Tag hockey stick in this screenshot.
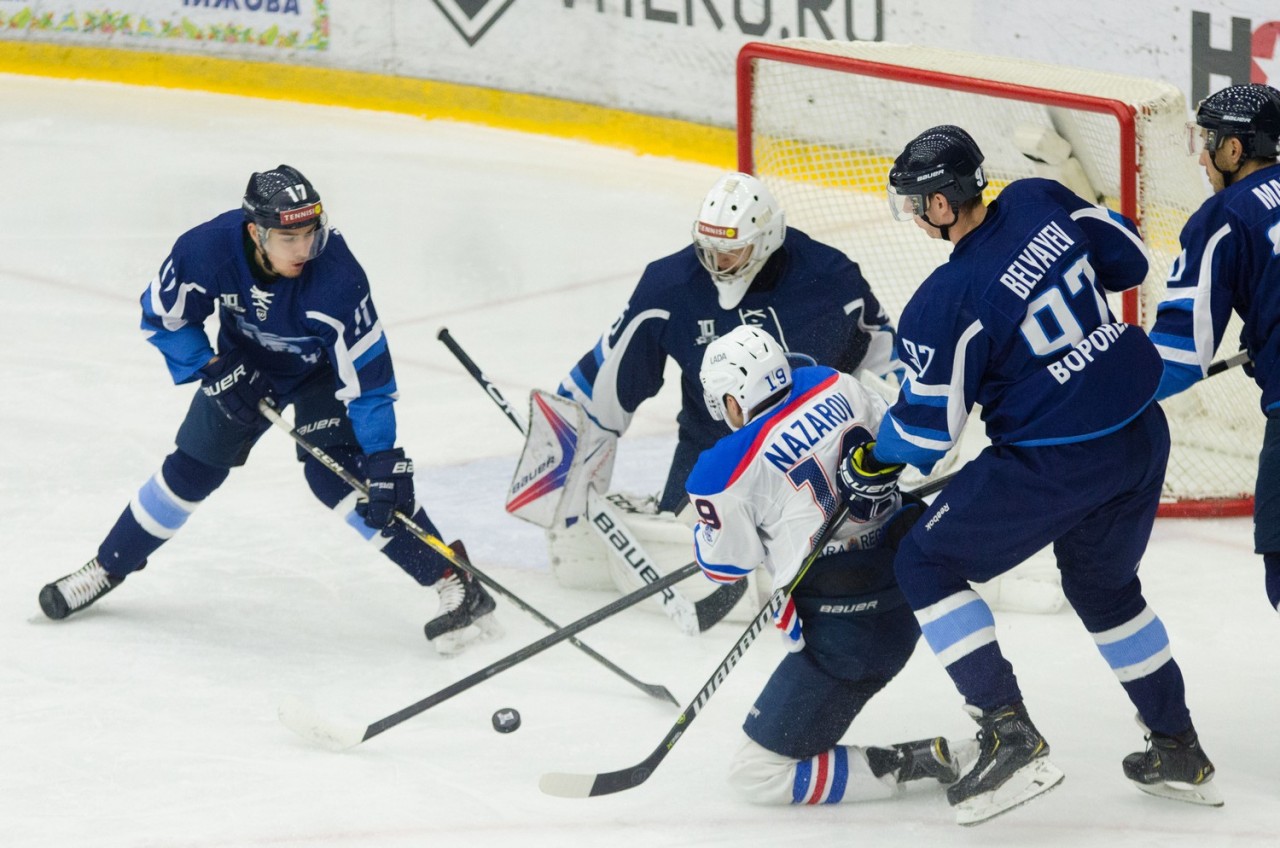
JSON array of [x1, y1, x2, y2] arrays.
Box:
[[1207, 350, 1250, 377], [258, 399, 677, 707], [539, 471, 956, 799], [436, 326, 527, 432], [279, 561, 704, 751], [438, 326, 746, 633]]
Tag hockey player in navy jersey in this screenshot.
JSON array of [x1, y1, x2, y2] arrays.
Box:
[[38, 165, 501, 655], [558, 172, 899, 513], [687, 325, 961, 805], [523, 173, 899, 606], [1150, 83, 1280, 622], [845, 127, 1219, 823]]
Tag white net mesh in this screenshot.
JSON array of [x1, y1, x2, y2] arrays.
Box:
[[742, 39, 1261, 514]]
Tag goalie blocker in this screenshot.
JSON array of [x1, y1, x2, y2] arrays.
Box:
[[506, 390, 761, 629]]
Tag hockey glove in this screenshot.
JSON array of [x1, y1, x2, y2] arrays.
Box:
[[199, 350, 276, 427], [838, 438, 904, 512], [357, 448, 415, 536]]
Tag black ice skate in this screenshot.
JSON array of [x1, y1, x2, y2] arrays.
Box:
[[1123, 723, 1223, 807], [39, 558, 130, 620], [423, 542, 503, 656], [867, 737, 962, 784], [947, 702, 1065, 826]]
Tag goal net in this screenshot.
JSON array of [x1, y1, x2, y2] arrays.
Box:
[[738, 38, 1261, 517]]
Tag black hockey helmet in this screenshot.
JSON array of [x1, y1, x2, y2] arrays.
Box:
[[1193, 84, 1280, 159], [242, 164, 330, 257], [887, 125, 987, 222]]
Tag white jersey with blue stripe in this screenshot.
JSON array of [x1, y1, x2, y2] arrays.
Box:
[[875, 178, 1162, 475], [685, 366, 895, 597], [1150, 162, 1280, 414], [138, 209, 400, 452]]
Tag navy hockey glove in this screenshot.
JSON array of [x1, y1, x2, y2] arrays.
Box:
[[357, 448, 415, 536], [838, 438, 904, 516], [199, 350, 275, 427]]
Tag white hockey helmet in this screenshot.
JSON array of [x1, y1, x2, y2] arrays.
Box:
[[691, 173, 786, 310], [700, 325, 792, 431]]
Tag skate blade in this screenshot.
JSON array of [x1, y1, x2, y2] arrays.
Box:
[[954, 758, 1065, 826], [430, 613, 505, 657], [1131, 778, 1224, 807]]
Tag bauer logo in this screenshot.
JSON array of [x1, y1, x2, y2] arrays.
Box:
[[1190, 11, 1280, 104], [432, 0, 517, 46]]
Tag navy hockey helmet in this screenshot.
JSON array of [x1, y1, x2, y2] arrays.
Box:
[[1192, 84, 1280, 160], [887, 125, 987, 223], [242, 164, 330, 257]]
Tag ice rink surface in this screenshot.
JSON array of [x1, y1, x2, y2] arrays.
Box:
[[2, 75, 1277, 847]]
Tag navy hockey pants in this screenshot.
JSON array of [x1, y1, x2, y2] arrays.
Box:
[[744, 548, 920, 760], [893, 403, 1194, 735]]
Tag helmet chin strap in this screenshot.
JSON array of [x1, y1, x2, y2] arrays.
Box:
[[1210, 150, 1245, 187], [922, 204, 960, 241]]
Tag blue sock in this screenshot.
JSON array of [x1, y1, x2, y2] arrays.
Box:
[[302, 451, 452, 586], [97, 450, 228, 576]]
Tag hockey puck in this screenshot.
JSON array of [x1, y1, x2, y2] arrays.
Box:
[[492, 708, 521, 733]]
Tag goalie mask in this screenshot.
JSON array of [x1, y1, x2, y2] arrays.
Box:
[[692, 173, 786, 310], [242, 164, 330, 260], [887, 125, 987, 230], [700, 325, 791, 431], [1190, 84, 1280, 162]]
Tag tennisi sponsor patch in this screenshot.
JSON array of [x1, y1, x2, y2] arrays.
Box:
[[697, 222, 738, 239], [280, 203, 322, 226]]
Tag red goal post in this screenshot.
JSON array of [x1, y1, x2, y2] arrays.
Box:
[[736, 39, 1259, 518]]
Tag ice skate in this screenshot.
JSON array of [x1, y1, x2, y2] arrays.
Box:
[[947, 702, 1064, 826], [1123, 723, 1223, 807], [39, 558, 129, 620], [867, 737, 961, 784], [424, 542, 502, 656]]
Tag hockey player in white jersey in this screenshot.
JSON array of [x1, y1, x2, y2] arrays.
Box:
[[686, 325, 961, 805]]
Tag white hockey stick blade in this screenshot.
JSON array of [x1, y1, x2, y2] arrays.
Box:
[[1130, 778, 1224, 807], [538, 771, 598, 799], [954, 758, 1065, 826], [277, 695, 366, 752]]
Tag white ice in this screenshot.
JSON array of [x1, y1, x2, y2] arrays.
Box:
[[1, 75, 1276, 848]]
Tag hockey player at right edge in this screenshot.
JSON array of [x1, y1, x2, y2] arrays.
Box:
[[855, 126, 1221, 824], [688, 326, 964, 806]]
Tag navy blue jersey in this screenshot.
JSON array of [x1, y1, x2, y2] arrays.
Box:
[[139, 210, 399, 452], [557, 227, 898, 455], [875, 178, 1161, 475], [1150, 162, 1280, 414]]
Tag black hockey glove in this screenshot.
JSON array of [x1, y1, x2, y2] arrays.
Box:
[[199, 350, 276, 427], [838, 438, 905, 520], [357, 448, 415, 536]]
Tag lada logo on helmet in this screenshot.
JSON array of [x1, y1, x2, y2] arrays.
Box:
[[709, 352, 727, 363], [697, 222, 736, 239], [280, 203, 322, 226]]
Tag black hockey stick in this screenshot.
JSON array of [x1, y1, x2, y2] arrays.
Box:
[[258, 399, 678, 707], [539, 471, 956, 798], [438, 326, 747, 632], [279, 560, 704, 751], [437, 326, 527, 432], [1207, 350, 1251, 377]]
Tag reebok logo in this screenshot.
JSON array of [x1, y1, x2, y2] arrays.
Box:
[[925, 502, 950, 530], [431, 0, 516, 46]]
